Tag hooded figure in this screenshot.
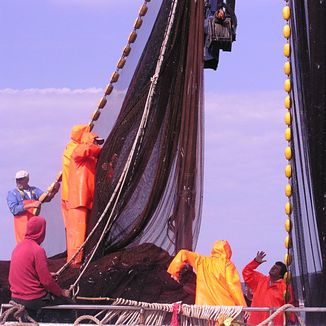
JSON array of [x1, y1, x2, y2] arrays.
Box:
[[9, 216, 69, 312], [61, 124, 90, 227], [66, 131, 102, 265], [167, 240, 246, 307]]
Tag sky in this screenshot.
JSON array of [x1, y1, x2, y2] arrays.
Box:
[[0, 0, 287, 277]]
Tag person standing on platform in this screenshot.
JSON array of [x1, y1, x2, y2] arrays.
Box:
[[61, 124, 90, 229], [66, 131, 103, 267], [7, 170, 57, 243]]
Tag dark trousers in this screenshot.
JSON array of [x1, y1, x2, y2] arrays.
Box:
[[12, 294, 74, 322]]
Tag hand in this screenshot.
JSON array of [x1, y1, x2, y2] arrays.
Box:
[[255, 251, 267, 264], [24, 201, 41, 209], [171, 274, 180, 283], [61, 289, 71, 298]]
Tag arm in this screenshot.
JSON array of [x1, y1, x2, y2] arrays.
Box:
[[242, 259, 264, 292], [72, 143, 101, 164], [167, 250, 199, 281], [34, 248, 63, 297], [226, 263, 247, 306], [7, 190, 25, 215]]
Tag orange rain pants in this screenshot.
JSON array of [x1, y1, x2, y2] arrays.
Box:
[[13, 200, 35, 243], [167, 240, 247, 307], [66, 207, 88, 265]]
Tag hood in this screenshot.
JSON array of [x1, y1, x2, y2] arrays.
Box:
[[210, 240, 232, 259], [70, 124, 90, 142], [25, 216, 46, 244], [81, 131, 97, 144]]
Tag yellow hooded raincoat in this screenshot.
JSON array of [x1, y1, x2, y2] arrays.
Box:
[[167, 240, 246, 307]]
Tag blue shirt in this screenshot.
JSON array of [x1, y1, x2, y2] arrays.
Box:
[[7, 187, 44, 216]]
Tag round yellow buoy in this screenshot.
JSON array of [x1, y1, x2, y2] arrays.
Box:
[[123, 44, 132, 57], [284, 79, 292, 92], [285, 201, 292, 215], [285, 127, 292, 141], [284, 111, 292, 126], [282, 6, 291, 20], [284, 95, 291, 109], [105, 84, 113, 96], [285, 218, 292, 232], [283, 24, 291, 38], [285, 235, 292, 249], [285, 183, 292, 197], [285, 164, 292, 178], [284, 252, 292, 266], [284, 43, 291, 57]]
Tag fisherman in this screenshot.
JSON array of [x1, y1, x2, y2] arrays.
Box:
[[61, 124, 90, 228], [242, 251, 297, 325], [167, 240, 247, 307], [66, 131, 103, 266], [7, 170, 58, 243], [9, 216, 71, 319]]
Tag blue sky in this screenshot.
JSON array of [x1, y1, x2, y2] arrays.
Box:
[[0, 0, 286, 276]]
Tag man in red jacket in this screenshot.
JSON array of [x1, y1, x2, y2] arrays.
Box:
[[9, 216, 70, 318], [242, 251, 296, 325]]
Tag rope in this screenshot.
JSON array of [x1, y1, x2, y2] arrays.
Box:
[[56, 0, 180, 296], [256, 304, 305, 326], [0, 301, 38, 325], [73, 315, 102, 325]]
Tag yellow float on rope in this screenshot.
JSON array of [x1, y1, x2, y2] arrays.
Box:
[[285, 218, 292, 232], [285, 164, 292, 178], [285, 201, 292, 215], [284, 95, 291, 109], [284, 112, 292, 125], [284, 79, 292, 92], [285, 183, 292, 197], [285, 127, 292, 141], [284, 61, 291, 75], [285, 146, 292, 160], [284, 235, 292, 249], [284, 252, 292, 266], [283, 24, 291, 38], [284, 43, 291, 57], [282, 6, 291, 21]]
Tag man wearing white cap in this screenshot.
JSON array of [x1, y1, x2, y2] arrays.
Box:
[[7, 170, 51, 243]]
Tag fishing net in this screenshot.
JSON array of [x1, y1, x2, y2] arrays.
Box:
[[85, 0, 204, 259], [288, 0, 326, 322]]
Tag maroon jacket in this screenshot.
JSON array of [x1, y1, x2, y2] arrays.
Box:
[[9, 216, 63, 300]]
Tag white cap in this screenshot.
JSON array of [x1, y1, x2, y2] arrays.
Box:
[[15, 170, 29, 179]]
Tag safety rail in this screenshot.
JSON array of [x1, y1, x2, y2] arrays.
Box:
[[1, 303, 326, 325]]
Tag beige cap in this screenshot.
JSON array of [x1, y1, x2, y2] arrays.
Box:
[[15, 170, 29, 179]]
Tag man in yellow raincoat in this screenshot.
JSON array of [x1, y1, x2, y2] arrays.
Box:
[[167, 240, 246, 307]]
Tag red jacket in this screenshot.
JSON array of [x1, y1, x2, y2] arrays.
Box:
[[68, 132, 102, 209], [243, 260, 295, 325], [9, 216, 63, 300]]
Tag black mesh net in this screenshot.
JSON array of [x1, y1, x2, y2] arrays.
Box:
[[288, 0, 326, 322], [84, 0, 204, 259]]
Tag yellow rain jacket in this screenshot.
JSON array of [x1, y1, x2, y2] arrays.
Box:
[[167, 240, 247, 306]]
